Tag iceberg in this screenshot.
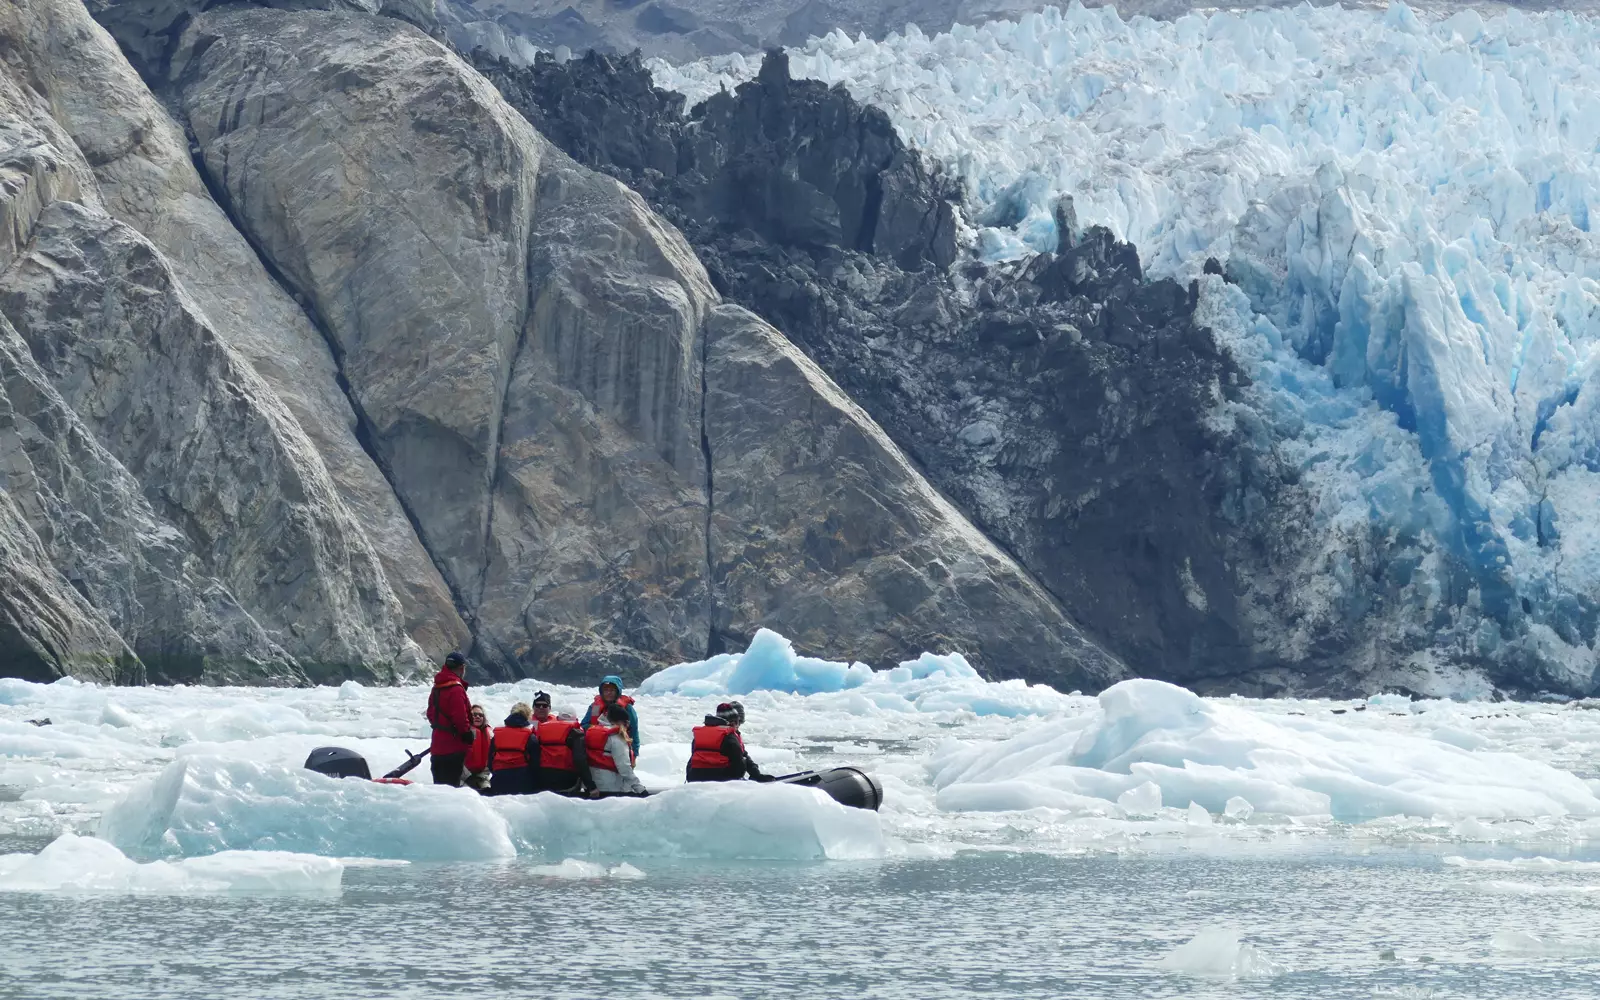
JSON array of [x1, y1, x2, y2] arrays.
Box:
[[930, 679, 1600, 821], [498, 782, 885, 861], [91, 753, 882, 863], [1156, 928, 1286, 979], [652, 2, 1600, 690], [638, 627, 1068, 717], [0, 834, 342, 895], [97, 757, 519, 862]]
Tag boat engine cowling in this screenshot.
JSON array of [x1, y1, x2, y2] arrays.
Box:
[[305, 746, 371, 780], [778, 766, 884, 811]]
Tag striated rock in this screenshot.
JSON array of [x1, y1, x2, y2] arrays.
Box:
[[170, 7, 538, 663], [2, 0, 468, 665], [0, 305, 290, 684], [167, 7, 721, 680], [0, 201, 421, 682], [478, 151, 715, 677], [0, 486, 133, 684], [84, 0, 439, 75], [705, 304, 1123, 687]]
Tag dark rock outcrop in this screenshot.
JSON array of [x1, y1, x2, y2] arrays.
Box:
[[478, 48, 1280, 692], [473, 48, 958, 272]]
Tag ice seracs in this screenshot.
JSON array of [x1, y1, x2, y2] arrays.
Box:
[[652, 2, 1600, 692]]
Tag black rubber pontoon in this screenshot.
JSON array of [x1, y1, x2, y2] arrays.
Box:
[[777, 767, 884, 811], [305, 746, 371, 780]]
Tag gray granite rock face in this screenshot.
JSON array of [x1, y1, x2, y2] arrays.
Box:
[[0, 0, 1131, 690], [0, 202, 422, 681], [0, 0, 468, 665], [478, 151, 715, 677], [704, 303, 1123, 689], [172, 8, 542, 637]]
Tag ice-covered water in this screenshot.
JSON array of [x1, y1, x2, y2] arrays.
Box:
[[650, 2, 1600, 690], [8, 638, 1600, 996]]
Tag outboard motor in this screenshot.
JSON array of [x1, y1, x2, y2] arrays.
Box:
[[305, 746, 371, 780], [778, 767, 884, 811]]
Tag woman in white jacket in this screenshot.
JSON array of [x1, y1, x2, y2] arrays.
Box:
[[585, 703, 647, 796]]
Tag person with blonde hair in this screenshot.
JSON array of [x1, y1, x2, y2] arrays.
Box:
[[487, 701, 537, 796]]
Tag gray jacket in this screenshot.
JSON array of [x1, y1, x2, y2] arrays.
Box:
[[589, 732, 646, 794]]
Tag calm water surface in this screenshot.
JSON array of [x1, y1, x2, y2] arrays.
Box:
[[4, 841, 1598, 999]]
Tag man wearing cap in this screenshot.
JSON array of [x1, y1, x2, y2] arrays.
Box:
[[685, 701, 775, 783], [425, 651, 474, 786], [530, 691, 586, 793]]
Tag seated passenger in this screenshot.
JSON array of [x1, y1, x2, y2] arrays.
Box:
[[462, 703, 493, 793], [686, 701, 773, 783], [585, 704, 646, 796], [531, 697, 585, 794], [581, 675, 640, 758], [487, 702, 537, 796]]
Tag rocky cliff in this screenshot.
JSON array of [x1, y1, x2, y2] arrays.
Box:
[[0, 0, 1123, 690], [472, 49, 1406, 697]]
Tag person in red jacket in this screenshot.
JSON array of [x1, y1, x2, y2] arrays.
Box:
[[686, 701, 773, 782], [425, 651, 474, 786]]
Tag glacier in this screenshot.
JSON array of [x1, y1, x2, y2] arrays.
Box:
[[650, 2, 1600, 693]]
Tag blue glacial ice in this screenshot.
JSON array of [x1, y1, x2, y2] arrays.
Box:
[[651, 3, 1600, 689], [636, 627, 1067, 715]]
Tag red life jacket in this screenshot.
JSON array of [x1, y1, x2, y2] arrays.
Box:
[[689, 724, 742, 770], [536, 718, 580, 771], [491, 726, 533, 771], [589, 693, 635, 718], [585, 723, 633, 772], [464, 723, 492, 773]]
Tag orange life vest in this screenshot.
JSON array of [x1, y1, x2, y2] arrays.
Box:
[[491, 725, 533, 771], [689, 724, 742, 770], [585, 723, 633, 772], [536, 718, 580, 771], [589, 693, 635, 718]]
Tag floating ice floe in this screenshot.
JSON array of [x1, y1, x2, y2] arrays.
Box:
[[929, 678, 1600, 821], [92, 754, 883, 863], [0, 834, 341, 895], [1156, 928, 1286, 979], [1443, 855, 1600, 872], [528, 858, 647, 879], [498, 782, 885, 861]]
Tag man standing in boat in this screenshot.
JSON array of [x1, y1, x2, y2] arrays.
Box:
[[425, 651, 474, 786]]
